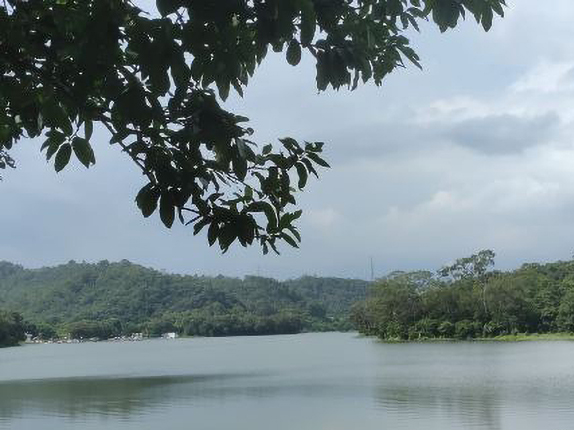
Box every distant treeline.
[0,260,368,341]
[351,250,574,340]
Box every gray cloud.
[444,112,560,154]
[560,66,574,87]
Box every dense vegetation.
[0,260,368,340]
[8,250,574,344]
[0,310,25,347]
[352,251,574,340]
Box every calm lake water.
[1,332,574,429]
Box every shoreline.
[12,332,574,348]
[373,333,574,343]
[478,333,574,342]
[18,330,352,347]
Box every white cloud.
[511,61,574,93]
[305,208,342,232]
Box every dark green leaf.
[84,120,93,140]
[281,232,299,248]
[208,222,219,246]
[159,192,176,228]
[232,154,248,180]
[216,79,230,101]
[42,131,66,160]
[136,184,160,218]
[245,186,253,201]
[218,223,237,251]
[491,1,505,17]
[295,162,308,189]
[110,129,131,144]
[286,40,302,66]
[193,217,211,235]
[482,6,493,31]
[237,215,255,245]
[307,152,330,168]
[54,143,72,172]
[287,225,301,242]
[262,144,273,155]
[301,158,319,178]
[269,240,280,254]
[300,0,317,46]
[72,137,95,168]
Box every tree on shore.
[439,249,496,316]
[0,0,505,251]
[0,310,26,347]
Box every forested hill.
[0,260,368,339]
[351,253,574,341]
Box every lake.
[1,332,574,429]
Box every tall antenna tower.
[370,256,374,281]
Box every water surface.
[1,333,574,429]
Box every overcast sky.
[2,0,574,279]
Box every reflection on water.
[1,334,574,430]
[370,341,574,430]
[375,382,574,430]
[0,374,248,419]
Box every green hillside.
[0,260,368,340]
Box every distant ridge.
[0,260,369,339]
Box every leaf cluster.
[0,0,504,250]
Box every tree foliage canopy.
[0,309,25,347]
[352,251,574,340]
[439,249,496,280]
[0,0,505,251]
